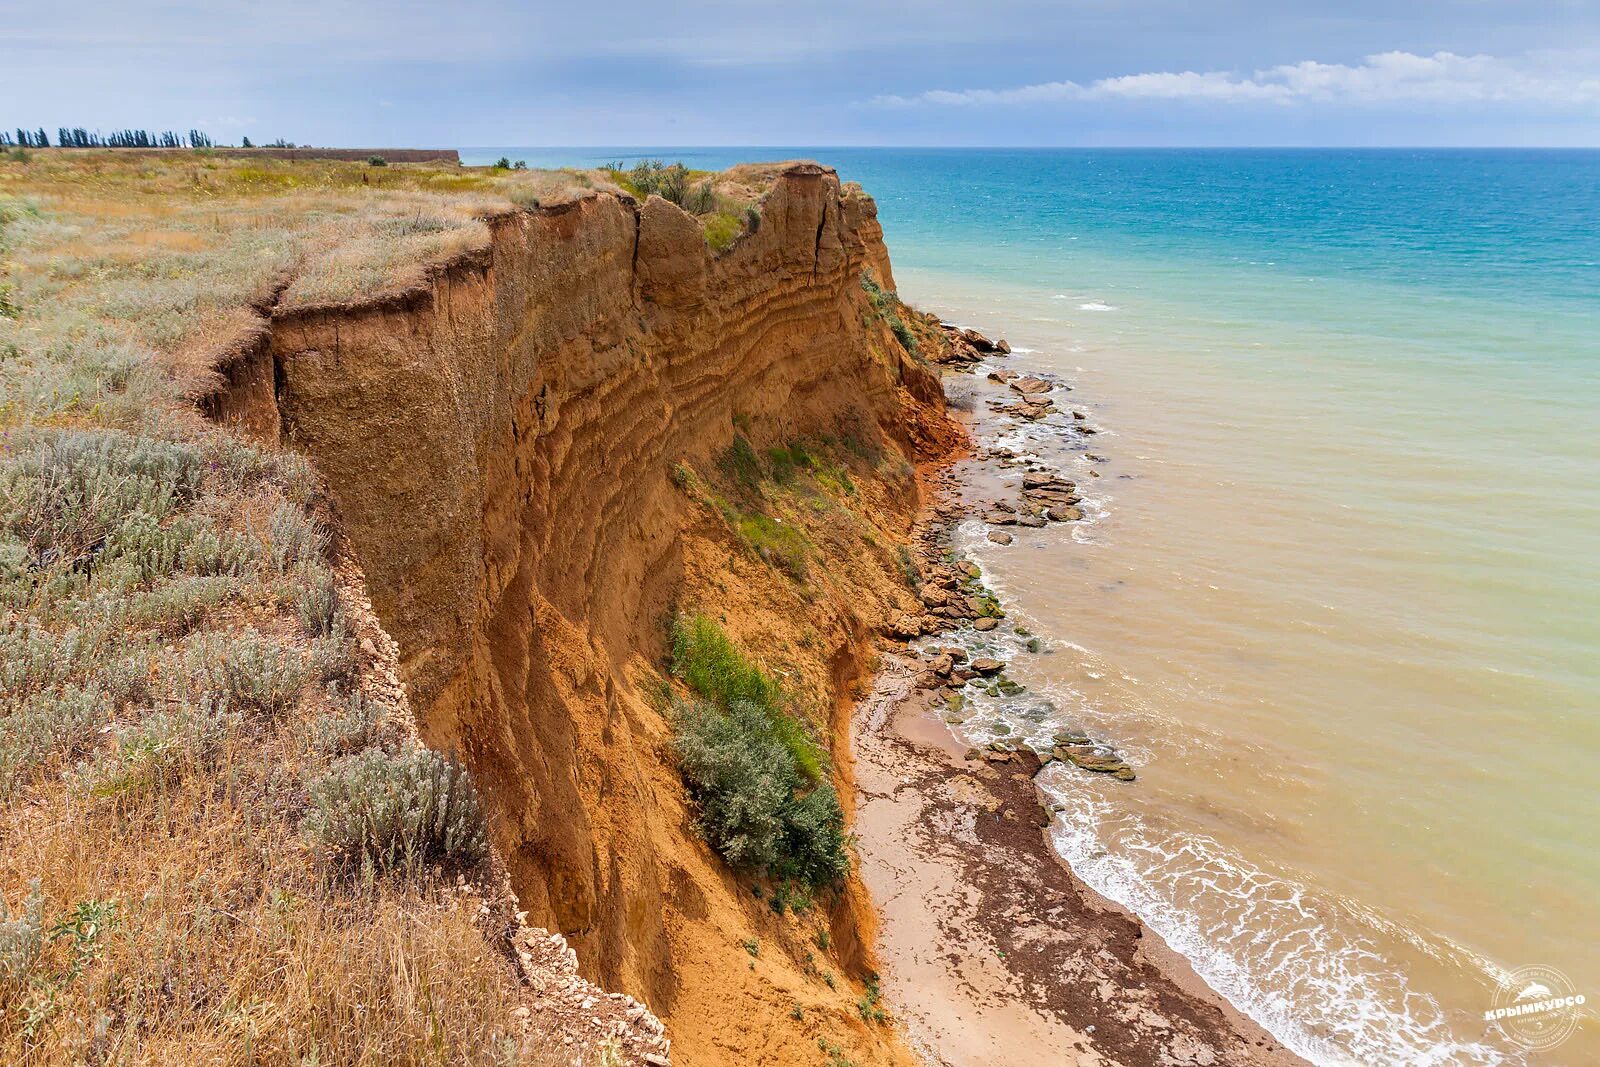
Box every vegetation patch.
[669,616,848,890]
[860,270,921,358]
[0,160,542,1060]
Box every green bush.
[366,155,388,167]
[672,698,847,890]
[702,211,742,252]
[888,313,919,357]
[626,160,691,205]
[304,747,488,877]
[669,615,847,889]
[670,614,784,728]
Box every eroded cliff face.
[251,164,954,1065]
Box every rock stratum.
[207,162,956,1066]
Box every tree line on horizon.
[1,128,218,149]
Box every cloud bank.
[873,51,1600,109]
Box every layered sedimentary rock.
[224,164,950,1065]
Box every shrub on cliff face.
[672,698,848,890]
[669,615,848,889]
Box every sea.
[464,147,1600,1065]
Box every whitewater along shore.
[854,323,1305,1067]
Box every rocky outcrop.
[215,164,952,1066]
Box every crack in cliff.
[811,201,828,280]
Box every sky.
[5,1,1600,147]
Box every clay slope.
[226,164,956,1065]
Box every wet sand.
[853,653,1306,1066]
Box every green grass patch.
[717,433,763,494]
[702,210,743,252]
[735,513,810,580]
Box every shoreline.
[854,326,1307,1066]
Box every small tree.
[241,136,253,148]
[493,156,511,169]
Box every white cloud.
[872,50,1600,109]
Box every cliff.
[216,163,957,1065]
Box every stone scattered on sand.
[983,511,1017,526]
[1014,513,1048,528]
[973,617,999,631]
[987,531,1014,545]
[887,614,921,639]
[1072,411,1086,421]
[987,369,1019,383]
[971,657,1004,675]
[1053,744,1136,782]
[1009,376,1052,395]
[1046,505,1084,522]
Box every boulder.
[1046,505,1084,522]
[886,614,921,639]
[1009,376,1052,395]
[986,531,1014,545]
[971,657,1004,675]
[972,617,999,632]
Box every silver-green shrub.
[187,630,310,718]
[304,747,488,876]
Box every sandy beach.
[853,643,1305,1067]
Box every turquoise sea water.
[470,148,1600,1063]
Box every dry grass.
[0,152,625,1065]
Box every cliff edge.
[220,163,956,1065]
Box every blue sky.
[5,1,1600,146]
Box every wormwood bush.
[266,500,329,573]
[0,685,105,793]
[304,747,488,877]
[187,630,310,718]
[313,683,387,756]
[79,698,234,802]
[0,881,46,983]
[295,564,340,636]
